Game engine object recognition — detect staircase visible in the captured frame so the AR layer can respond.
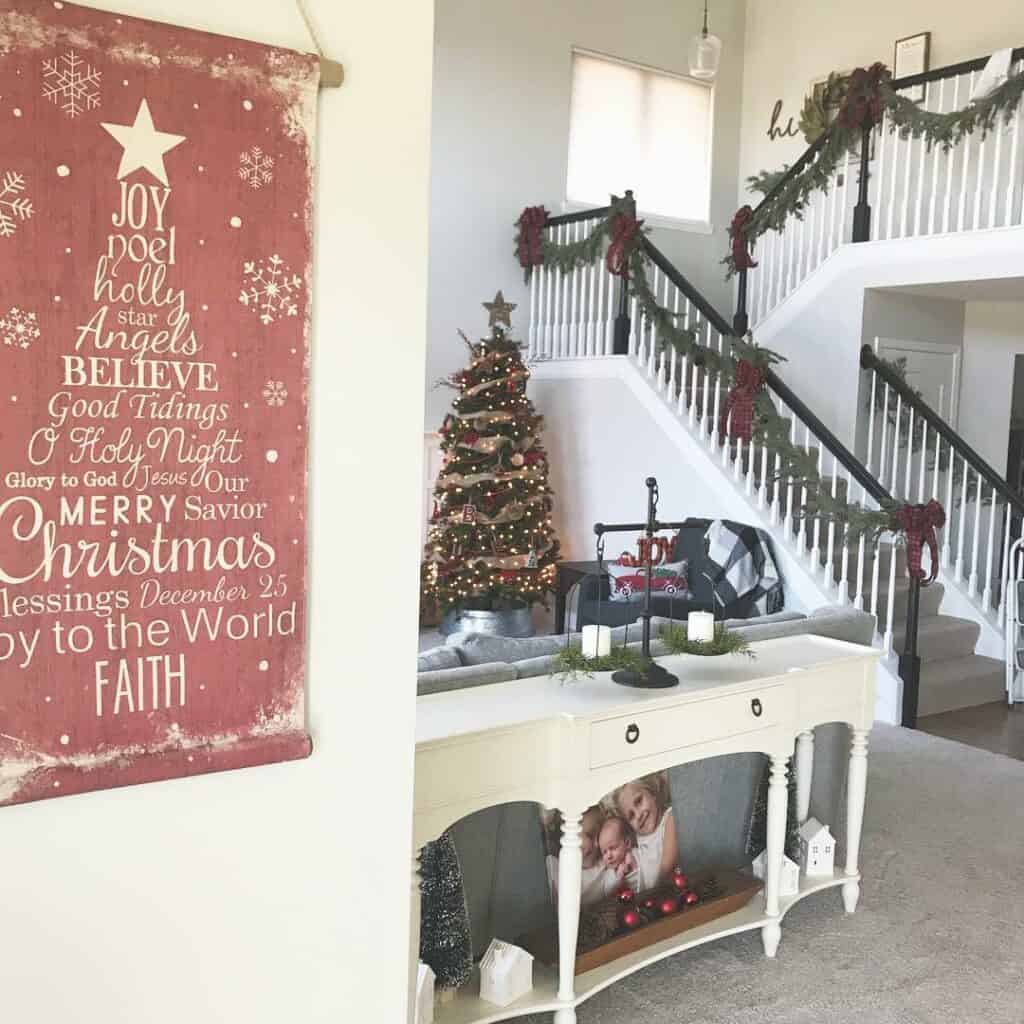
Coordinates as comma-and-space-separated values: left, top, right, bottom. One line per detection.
522, 42, 1024, 725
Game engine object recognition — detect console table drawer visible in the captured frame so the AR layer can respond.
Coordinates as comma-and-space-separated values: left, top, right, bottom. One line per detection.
589, 686, 788, 769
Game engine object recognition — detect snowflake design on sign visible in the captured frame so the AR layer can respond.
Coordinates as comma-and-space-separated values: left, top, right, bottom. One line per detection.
42, 50, 101, 118
0, 171, 34, 239
0, 308, 40, 349
239, 146, 274, 190
239, 254, 302, 325
262, 380, 288, 407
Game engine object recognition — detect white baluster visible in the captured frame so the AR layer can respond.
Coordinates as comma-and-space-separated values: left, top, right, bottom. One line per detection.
552, 225, 564, 358
983, 486, 998, 610
568, 221, 580, 357
809, 440, 823, 569
931, 389, 943, 502
883, 535, 898, 655
677, 355, 689, 416
998, 503, 1013, 623
989, 103, 1005, 229
956, 458, 969, 582
886, 124, 900, 239
629, 294, 639, 361
853, 485, 867, 611
912, 81, 930, 236
734, 435, 744, 482
865, 364, 878, 475
795, 425, 811, 555
839, 149, 850, 242
691, 362, 701, 430
539, 239, 551, 358
783, 409, 796, 538
889, 394, 903, 493
903, 407, 915, 499
758, 440, 770, 509
869, 534, 882, 625
974, 99, 989, 230
596, 248, 608, 355
824, 455, 838, 587
874, 114, 889, 238
528, 258, 538, 359
1006, 61, 1024, 227
943, 439, 956, 568
927, 78, 945, 234
899, 104, 914, 237
969, 471, 983, 598
957, 73, 977, 231
944, 74, 961, 232
917, 418, 928, 502
878, 382, 890, 484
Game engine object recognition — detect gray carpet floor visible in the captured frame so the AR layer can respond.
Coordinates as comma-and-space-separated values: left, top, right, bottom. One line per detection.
524, 724, 1024, 1024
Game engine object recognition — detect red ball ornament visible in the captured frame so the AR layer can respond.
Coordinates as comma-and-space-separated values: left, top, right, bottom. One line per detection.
672, 872, 688, 892
643, 897, 657, 910
617, 887, 635, 903
682, 890, 699, 906
621, 908, 641, 929
659, 897, 679, 915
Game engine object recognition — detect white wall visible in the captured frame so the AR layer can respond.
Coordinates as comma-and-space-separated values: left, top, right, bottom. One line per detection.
738, 0, 1024, 194
961, 300, 1024, 472
425, 0, 747, 428
3, 4, 433, 1024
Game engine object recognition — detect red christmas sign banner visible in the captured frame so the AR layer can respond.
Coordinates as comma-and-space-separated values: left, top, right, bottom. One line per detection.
0, 1, 318, 805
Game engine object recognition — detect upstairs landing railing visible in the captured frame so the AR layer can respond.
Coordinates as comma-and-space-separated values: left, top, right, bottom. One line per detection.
735, 47, 1024, 333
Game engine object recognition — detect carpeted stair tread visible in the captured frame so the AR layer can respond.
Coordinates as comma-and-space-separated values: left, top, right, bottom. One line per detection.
918, 654, 1007, 717
893, 614, 980, 663
854, 578, 945, 620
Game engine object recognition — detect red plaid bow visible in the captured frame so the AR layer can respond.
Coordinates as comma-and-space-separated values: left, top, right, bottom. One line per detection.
605, 212, 644, 279
837, 63, 889, 132
515, 205, 548, 277
729, 206, 758, 272
890, 500, 945, 585
721, 359, 766, 441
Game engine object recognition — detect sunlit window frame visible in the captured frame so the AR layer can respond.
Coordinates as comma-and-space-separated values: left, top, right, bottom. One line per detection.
563, 47, 716, 235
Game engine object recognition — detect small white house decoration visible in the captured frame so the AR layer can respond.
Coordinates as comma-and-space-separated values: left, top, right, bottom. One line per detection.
751, 850, 800, 897
415, 963, 435, 1024
799, 817, 836, 877
479, 939, 533, 1007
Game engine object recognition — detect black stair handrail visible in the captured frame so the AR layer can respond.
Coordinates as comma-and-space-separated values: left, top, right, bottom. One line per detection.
861, 344, 1024, 516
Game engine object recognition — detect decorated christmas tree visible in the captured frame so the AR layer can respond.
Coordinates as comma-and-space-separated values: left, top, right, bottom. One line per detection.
423, 292, 560, 615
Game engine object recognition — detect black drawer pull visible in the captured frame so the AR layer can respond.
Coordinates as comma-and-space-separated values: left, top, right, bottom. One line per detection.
625, 723, 640, 744
751, 698, 763, 718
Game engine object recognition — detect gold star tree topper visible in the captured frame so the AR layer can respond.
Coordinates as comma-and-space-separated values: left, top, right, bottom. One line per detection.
483, 290, 516, 328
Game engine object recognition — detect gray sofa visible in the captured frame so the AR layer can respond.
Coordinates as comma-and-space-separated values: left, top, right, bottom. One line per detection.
418, 605, 875, 957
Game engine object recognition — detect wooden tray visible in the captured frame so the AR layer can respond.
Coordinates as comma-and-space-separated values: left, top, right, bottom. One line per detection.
519, 868, 762, 975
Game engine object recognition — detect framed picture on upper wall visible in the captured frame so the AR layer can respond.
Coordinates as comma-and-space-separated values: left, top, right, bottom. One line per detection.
894, 32, 931, 103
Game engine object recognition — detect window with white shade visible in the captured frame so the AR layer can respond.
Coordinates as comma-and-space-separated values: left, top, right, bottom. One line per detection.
566, 50, 714, 229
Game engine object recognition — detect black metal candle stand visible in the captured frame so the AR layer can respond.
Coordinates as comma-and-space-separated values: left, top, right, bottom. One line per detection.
594, 477, 688, 689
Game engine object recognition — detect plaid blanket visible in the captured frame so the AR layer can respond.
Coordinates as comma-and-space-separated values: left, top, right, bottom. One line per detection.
704, 519, 784, 617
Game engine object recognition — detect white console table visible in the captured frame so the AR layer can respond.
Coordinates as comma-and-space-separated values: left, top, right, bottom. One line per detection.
412, 635, 878, 1024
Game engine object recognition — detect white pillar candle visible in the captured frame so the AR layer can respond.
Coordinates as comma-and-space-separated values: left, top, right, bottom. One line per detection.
687, 611, 715, 643
581, 624, 612, 657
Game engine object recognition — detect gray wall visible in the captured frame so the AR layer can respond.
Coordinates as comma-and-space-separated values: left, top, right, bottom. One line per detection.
425, 0, 747, 427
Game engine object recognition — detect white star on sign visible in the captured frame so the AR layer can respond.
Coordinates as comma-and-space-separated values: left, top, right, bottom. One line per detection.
101, 99, 186, 187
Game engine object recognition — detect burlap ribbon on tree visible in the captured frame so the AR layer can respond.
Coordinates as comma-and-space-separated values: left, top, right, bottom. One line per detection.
890, 499, 945, 585
515, 205, 548, 275
605, 212, 644, 278
728, 206, 758, 272
837, 62, 890, 132
721, 359, 766, 441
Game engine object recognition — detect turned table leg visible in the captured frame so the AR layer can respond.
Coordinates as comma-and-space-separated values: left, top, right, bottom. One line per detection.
795, 730, 814, 825
761, 754, 787, 958
554, 810, 584, 1024
843, 728, 869, 913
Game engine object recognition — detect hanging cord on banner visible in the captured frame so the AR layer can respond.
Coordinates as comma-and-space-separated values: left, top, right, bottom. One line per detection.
295, 0, 345, 88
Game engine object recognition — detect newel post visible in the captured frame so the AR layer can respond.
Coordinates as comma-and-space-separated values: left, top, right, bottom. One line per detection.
851, 126, 873, 243
733, 267, 749, 336
611, 190, 635, 355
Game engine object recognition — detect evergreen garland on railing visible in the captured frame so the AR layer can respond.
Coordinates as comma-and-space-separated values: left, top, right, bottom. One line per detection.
723, 61, 1024, 276
519, 208, 896, 544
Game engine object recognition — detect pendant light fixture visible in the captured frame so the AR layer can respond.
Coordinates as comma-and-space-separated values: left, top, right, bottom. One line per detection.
688, 0, 722, 81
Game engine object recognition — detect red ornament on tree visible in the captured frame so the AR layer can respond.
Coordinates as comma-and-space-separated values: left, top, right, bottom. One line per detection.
621, 907, 641, 929
672, 871, 689, 892
617, 887, 635, 903
643, 897, 658, 910
682, 890, 699, 907
524, 450, 544, 466
461, 431, 479, 447
659, 896, 679, 915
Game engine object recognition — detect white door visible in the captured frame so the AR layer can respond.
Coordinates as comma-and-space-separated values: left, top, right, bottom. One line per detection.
876, 337, 961, 427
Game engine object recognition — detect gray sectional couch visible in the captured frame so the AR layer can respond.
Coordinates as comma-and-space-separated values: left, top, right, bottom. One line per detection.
418, 604, 876, 958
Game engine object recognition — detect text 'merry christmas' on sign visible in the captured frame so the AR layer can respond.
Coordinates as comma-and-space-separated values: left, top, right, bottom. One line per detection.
0, 0, 319, 805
